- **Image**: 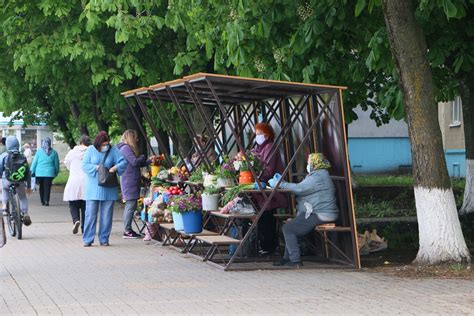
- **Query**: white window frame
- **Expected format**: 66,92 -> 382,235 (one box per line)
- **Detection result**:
450,96 -> 462,127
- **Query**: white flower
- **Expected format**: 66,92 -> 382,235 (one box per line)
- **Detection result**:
233,161 -> 241,171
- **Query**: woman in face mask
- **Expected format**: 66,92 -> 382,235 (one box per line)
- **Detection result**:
81,131 -> 127,247
268,153 -> 339,267
252,122 -> 288,255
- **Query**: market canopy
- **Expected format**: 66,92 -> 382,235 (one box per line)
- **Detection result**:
122,73 -> 360,270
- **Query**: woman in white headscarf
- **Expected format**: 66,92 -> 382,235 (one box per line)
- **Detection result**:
30,137 -> 59,206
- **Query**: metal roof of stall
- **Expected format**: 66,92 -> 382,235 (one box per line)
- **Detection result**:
121,73 -> 347,105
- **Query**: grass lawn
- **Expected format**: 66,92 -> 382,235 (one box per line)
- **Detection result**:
53,168 -> 69,185
354,174 -> 465,190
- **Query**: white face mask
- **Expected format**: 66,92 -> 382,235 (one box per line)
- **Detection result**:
255,134 -> 266,145
306,164 -> 312,173
101,145 -> 110,152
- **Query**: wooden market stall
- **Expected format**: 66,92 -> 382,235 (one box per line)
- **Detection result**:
121,73 -> 360,270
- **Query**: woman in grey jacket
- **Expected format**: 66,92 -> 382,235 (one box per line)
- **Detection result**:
268,153 -> 339,267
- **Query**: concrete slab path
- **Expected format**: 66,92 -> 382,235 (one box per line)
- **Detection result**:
1,190 -> 473,315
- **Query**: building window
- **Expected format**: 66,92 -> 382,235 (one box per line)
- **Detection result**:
450,96 -> 462,127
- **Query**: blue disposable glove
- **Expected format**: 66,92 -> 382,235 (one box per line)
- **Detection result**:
273,173 -> 282,181
253,181 -> 267,190
268,178 -> 277,188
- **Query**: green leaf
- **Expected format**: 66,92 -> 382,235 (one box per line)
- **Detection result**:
442,0 -> 458,18
355,0 -> 367,17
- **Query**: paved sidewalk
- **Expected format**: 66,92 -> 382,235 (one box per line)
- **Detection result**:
1,190 -> 473,315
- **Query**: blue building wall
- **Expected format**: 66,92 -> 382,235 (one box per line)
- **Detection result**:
348,137 -> 466,177
445,149 -> 466,178
348,137 -> 412,174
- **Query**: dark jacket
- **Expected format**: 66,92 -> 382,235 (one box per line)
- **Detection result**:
253,139 -> 288,211
117,142 -> 148,200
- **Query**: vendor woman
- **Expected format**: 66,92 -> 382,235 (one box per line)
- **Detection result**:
269,153 -> 339,267
253,122 -> 288,255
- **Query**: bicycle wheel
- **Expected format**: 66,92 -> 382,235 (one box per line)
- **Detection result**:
10,195 -> 22,240
5,204 -> 16,237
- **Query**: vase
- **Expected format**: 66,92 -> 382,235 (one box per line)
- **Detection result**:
151,165 -> 160,177
172,211 -> 184,231
239,171 -> 254,184
202,193 -> 220,211
217,177 -> 234,188
182,210 -> 203,234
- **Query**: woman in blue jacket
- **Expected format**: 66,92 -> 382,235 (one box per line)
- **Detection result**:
30,137 -> 59,206
269,153 -> 339,267
82,131 -> 127,247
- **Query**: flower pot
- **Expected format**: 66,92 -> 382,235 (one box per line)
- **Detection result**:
151,165 -> 160,177
239,171 -> 254,184
182,210 -> 203,234
171,211 -> 184,231
202,193 -> 220,211
217,177 -> 234,188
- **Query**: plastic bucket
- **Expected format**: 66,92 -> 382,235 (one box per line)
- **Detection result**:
202,194 -> 219,211
182,210 -> 203,234
172,212 -> 184,231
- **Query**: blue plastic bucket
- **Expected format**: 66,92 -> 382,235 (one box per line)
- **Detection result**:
163,192 -> 170,203
182,210 -> 203,234
140,210 -> 146,221
172,211 -> 184,231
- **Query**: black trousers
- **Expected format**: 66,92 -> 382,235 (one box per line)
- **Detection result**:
37,177 -> 53,204
69,200 -> 86,233
258,209 -> 277,253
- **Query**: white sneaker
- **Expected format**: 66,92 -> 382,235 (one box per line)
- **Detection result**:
72,221 -> 80,234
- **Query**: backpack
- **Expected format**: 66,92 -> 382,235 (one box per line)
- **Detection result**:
5,152 -> 29,182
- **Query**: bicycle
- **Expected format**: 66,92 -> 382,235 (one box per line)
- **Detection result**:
4,183 -> 23,240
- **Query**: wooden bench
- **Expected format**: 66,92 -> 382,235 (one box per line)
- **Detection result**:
159,223 -> 176,246
195,235 -> 241,263
315,223 -> 352,260
180,229 -> 218,253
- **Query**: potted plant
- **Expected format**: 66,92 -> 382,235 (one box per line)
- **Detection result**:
232,150 -> 263,184
166,194 -> 203,233
215,157 -> 236,187
201,186 -> 220,211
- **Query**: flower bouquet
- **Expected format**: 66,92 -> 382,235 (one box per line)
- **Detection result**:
215,157 -> 237,187
232,149 -> 263,184
150,154 -> 165,177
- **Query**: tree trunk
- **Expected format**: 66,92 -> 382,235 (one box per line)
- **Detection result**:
70,101 -> 89,136
459,74 -> 474,215
382,0 -> 470,264
91,90 -> 109,133
56,116 -> 76,148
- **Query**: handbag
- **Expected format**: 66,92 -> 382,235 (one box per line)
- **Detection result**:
98,148 -> 119,187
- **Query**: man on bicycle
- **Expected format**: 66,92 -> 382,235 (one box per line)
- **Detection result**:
0,136 -> 32,226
